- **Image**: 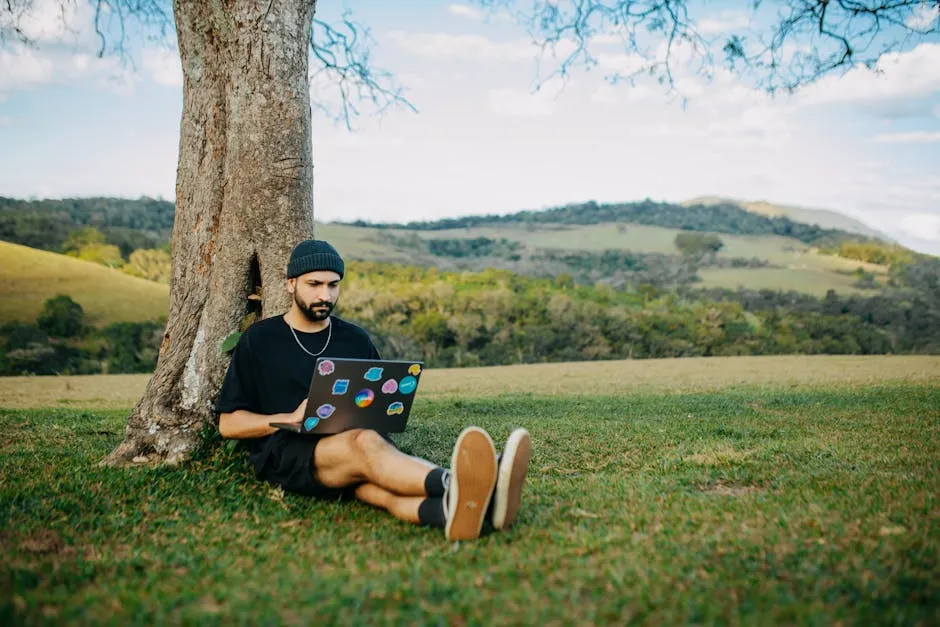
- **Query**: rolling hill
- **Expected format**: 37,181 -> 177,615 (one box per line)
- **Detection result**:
682,196 -> 890,241
0,240 -> 169,327
316,221 -> 890,297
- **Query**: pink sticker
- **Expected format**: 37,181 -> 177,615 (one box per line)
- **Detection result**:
381,379 -> 398,394
318,360 -> 335,376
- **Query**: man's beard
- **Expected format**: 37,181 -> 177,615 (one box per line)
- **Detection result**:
295,292 -> 335,323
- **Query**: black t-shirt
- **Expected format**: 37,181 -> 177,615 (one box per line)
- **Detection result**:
215,315 -> 380,469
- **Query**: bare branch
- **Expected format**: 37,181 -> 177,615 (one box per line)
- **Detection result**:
477,0 -> 939,95
310,10 -> 417,130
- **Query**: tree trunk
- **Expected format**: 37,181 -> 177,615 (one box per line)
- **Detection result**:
102,0 -> 317,466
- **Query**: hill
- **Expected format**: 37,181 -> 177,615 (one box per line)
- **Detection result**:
683,196 -> 890,241
0,240 -> 169,326
0,195 -> 920,298
317,222 -> 890,297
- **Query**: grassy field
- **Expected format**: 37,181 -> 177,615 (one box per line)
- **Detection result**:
3,355 -> 939,410
2,357 -> 939,624
0,241 -> 169,327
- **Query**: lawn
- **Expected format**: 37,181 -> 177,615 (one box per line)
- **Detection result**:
3,358 -> 939,625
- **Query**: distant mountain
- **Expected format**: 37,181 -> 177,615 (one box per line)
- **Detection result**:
683,196 -> 891,242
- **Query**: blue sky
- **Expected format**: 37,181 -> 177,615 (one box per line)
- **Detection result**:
1,1 -> 939,254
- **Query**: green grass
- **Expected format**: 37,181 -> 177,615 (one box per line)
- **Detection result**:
2,385 -> 938,625
0,241 -> 169,327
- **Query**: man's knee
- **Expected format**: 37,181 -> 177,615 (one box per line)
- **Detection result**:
347,428 -> 390,458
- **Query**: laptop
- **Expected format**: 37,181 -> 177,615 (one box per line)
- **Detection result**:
270,357 -> 425,435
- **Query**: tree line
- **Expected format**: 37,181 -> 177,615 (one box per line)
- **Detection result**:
353,199 -> 865,246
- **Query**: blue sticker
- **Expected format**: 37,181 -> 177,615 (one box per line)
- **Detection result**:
387,402 -> 404,416
399,376 -> 417,394
364,367 -> 384,382
303,417 -> 319,431
332,379 -> 349,395
316,404 -> 336,419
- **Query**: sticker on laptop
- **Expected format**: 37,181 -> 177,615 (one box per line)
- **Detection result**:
364,367 -> 384,382
303,417 -> 319,431
381,379 -> 398,394
316,404 -> 335,419
399,376 -> 417,395
387,402 -> 404,416
332,379 -> 349,395
355,389 -> 375,408
408,364 -> 422,376
317,360 -> 335,376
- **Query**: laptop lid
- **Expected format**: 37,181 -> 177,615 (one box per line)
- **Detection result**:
271,357 -> 425,435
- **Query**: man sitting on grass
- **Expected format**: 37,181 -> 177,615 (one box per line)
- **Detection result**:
216,240 -> 532,541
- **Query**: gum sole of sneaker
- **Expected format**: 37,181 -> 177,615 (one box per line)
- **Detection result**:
445,427 -> 498,541
493,428 -> 532,530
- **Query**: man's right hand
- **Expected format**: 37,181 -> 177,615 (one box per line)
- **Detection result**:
219,400 -> 308,439
289,400 -> 307,424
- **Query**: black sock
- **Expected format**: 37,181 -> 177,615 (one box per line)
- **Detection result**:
423,467 -> 450,498
417,498 -> 447,529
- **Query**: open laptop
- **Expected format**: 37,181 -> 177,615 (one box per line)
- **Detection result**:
270,357 -> 425,435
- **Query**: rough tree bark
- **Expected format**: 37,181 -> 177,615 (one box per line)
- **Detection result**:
102,0 -> 317,466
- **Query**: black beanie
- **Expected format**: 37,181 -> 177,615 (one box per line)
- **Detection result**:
286,240 -> 345,279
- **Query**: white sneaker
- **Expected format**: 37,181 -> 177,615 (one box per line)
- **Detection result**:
491,428 -> 532,530
445,426 -> 498,541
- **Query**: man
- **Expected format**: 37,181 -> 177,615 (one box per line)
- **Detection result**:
216,239 -> 532,541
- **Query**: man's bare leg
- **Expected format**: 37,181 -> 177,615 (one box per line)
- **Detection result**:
313,427 -> 500,540
354,483 -> 423,524
313,428 -> 438,496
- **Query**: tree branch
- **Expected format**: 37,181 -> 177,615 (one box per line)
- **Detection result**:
309,10 -> 416,130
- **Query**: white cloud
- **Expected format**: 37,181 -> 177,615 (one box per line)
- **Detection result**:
0,48 -> 55,91
871,131 -> 940,143
906,4 -> 939,30
448,4 -> 483,20
487,78 -> 567,116
389,31 -> 533,61
388,30 -> 579,65
142,48 -> 183,87
799,43 -> 940,107
900,213 -> 940,241
697,12 -> 750,36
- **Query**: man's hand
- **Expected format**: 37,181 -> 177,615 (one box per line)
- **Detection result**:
289,400 -> 307,424
219,400 -> 307,439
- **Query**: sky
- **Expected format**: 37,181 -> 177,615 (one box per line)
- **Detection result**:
1,1 -> 939,255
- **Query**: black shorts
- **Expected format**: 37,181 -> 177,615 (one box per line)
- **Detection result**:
249,430 -> 395,499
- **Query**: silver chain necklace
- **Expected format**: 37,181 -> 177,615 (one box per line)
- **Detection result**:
287,316 -> 332,357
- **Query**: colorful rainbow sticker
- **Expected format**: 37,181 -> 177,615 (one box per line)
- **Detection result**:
364,367 -> 384,382
381,379 -> 398,394
332,379 -> 349,395
387,402 -> 404,416
408,364 -> 422,376
303,417 -> 319,431
316,404 -> 336,419
317,360 -> 335,376
354,389 -> 375,408
399,376 -> 417,395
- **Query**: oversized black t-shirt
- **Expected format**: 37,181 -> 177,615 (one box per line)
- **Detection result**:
215,315 -> 380,470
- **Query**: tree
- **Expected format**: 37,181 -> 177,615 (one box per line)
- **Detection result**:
3,0 -> 935,465
124,248 -> 173,283
675,232 -> 724,258
37,295 -> 85,338
62,226 -> 107,254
